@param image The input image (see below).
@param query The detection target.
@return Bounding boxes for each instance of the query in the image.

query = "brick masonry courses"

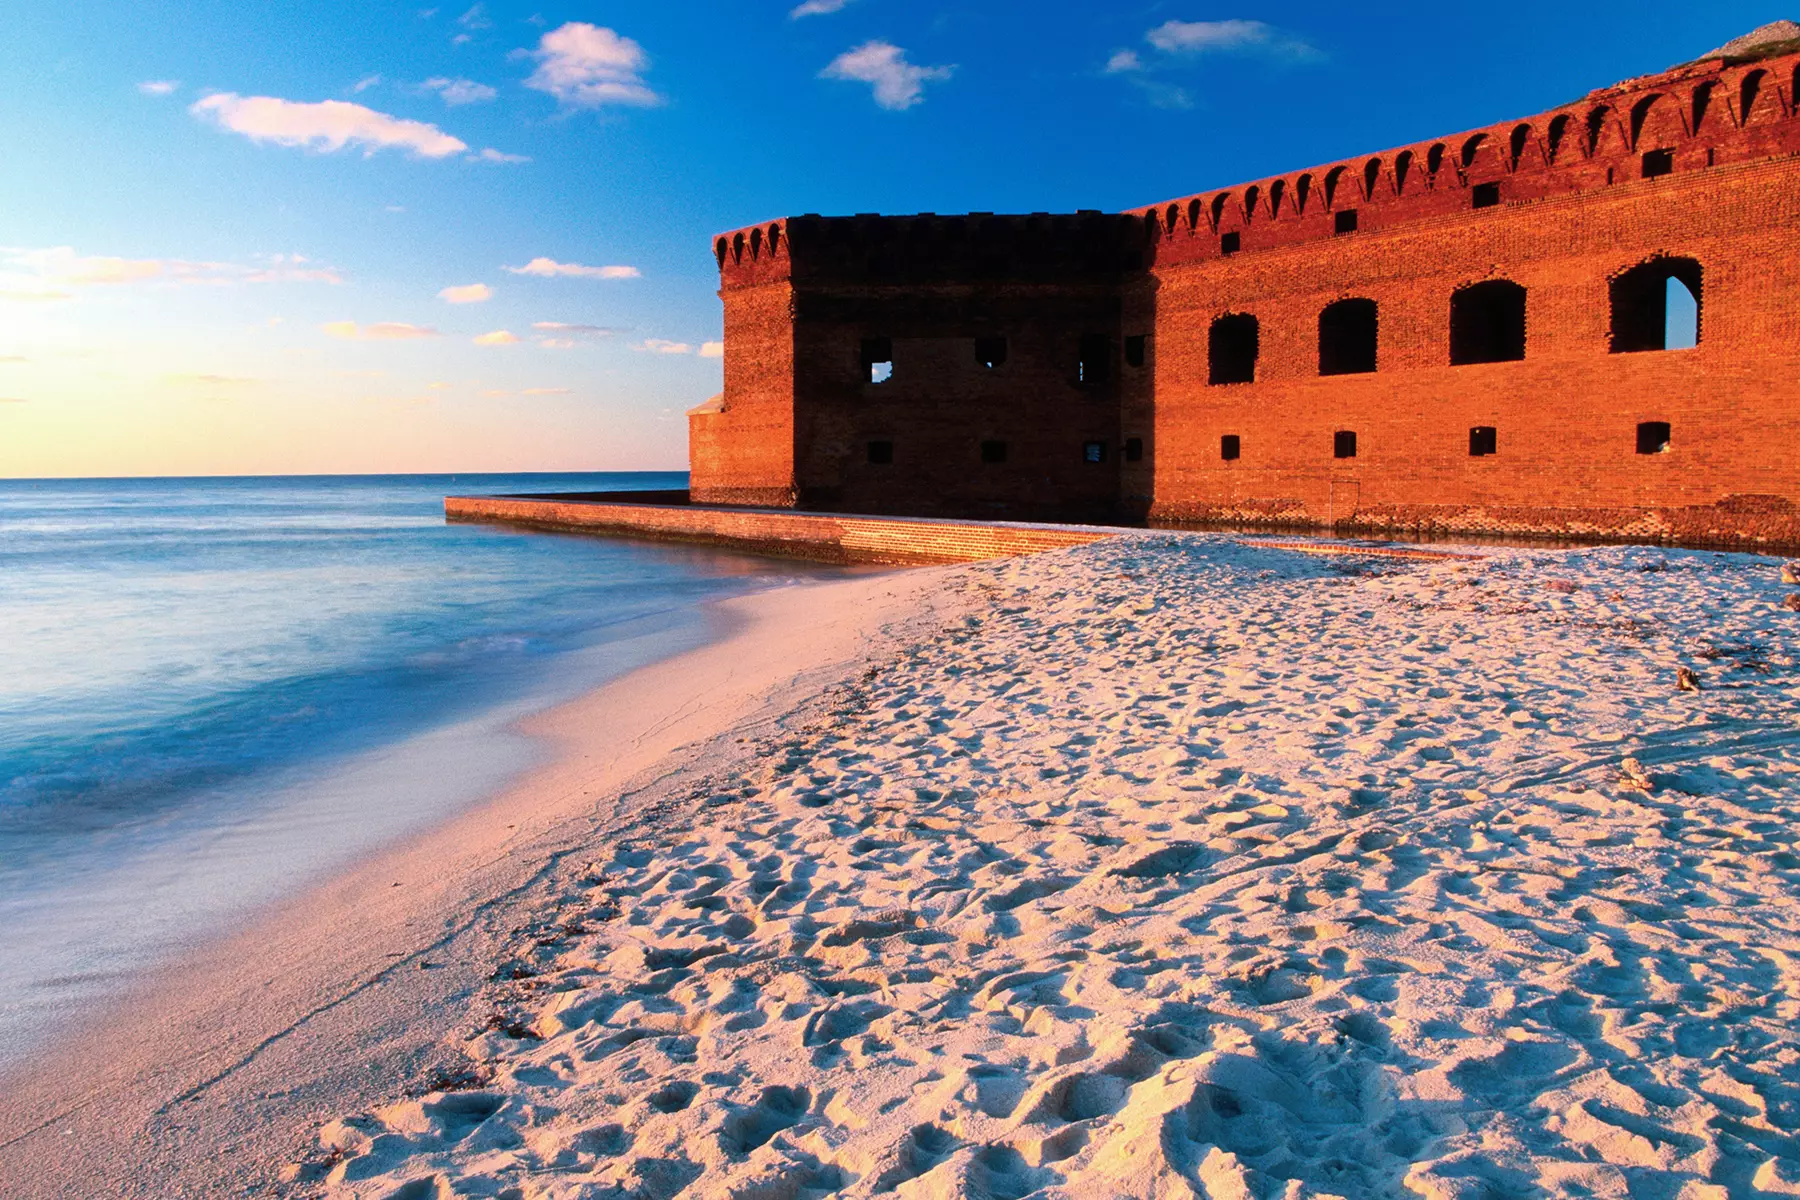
[693,41,1800,550]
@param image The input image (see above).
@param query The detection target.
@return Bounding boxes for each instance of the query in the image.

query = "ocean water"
[0,473,841,1064]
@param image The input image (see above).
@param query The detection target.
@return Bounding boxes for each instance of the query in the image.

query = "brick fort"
[690,24,1800,548]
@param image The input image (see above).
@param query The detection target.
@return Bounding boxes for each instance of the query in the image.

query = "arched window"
[1208,314,1259,385]
[1243,184,1261,222]
[1363,158,1382,199]
[1394,150,1414,194]
[1324,166,1347,209]
[1319,298,1378,376]
[715,238,729,267]
[1426,143,1447,181]
[1210,194,1229,231]
[1740,69,1767,125]
[1546,115,1570,163]
[1691,81,1716,134]
[1164,204,1179,233]
[1609,257,1702,353]
[1509,124,1532,170]
[732,232,746,264]
[1294,173,1313,213]
[1144,211,1161,241]
[1268,179,1286,217]
[1460,134,1488,172]
[768,224,783,256]
[1188,198,1204,232]
[1585,106,1613,155]
[749,227,763,259]
[1450,280,1527,365]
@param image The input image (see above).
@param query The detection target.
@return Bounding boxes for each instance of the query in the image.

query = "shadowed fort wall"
[694,43,1800,546]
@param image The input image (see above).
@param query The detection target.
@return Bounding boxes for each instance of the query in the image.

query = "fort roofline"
[710,44,1800,286]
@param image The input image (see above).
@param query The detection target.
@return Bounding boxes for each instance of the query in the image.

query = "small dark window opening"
[975,336,1008,369]
[1334,430,1358,459]
[1124,437,1144,463]
[1641,149,1674,179]
[1208,313,1259,385]
[1636,421,1671,455]
[980,439,1008,464]
[1078,334,1112,386]
[1220,231,1241,255]
[1124,335,1147,368]
[1334,209,1359,235]
[1472,182,1501,209]
[867,440,894,465]
[1449,280,1528,365]
[1318,298,1378,376]
[1469,426,1497,457]
[1609,257,1702,353]
[861,337,893,384]
[1083,441,1107,464]
[1220,434,1241,461]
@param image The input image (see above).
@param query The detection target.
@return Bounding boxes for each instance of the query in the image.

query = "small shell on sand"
[1781,562,1800,585]
[1677,666,1701,691]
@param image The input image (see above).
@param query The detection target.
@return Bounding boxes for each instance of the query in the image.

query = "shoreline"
[0,565,957,1197]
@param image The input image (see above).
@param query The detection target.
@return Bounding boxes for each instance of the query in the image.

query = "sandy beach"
[6,532,1800,1198]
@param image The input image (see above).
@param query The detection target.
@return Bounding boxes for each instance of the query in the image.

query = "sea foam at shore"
[301,534,1800,1199]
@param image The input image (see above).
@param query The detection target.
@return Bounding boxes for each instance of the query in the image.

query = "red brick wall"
[689,271,798,507]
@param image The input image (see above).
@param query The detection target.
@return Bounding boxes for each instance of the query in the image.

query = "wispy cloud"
[532,321,616,348]
[700,341,724,358]
[790,0,854,16]
[351,75,383,94]
[3,246,341,288]
[473,329,520,345]
[423,76,497,105]
[525,22,662,108]
[323,321,439,340]
[822,41,953,110]
[1107,19,1318,107]
[637,338,693,355]
[438,282,492,303]
[522,386,571,395]
[477,148,530,164]
[505,257,640,280]
[0,355,27,364]
[138,80,180,97]
[191,93,469,158]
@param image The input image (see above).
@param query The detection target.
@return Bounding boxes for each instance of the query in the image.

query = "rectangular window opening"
[1124,335,1147,368]
[861,336,893,385]
[1334,209,1359,235]
[1641,149,1674,179]
[980,439,1009,464]
[1636,421,1671,455]
[867,440,894,465]
[1220,231,1241,255]
[1124,437,1144,463]
[1083,441,1107,464]
[1469,426,1497,457]
[1472,182,1501,209]
[1078,334,1112,387]
[1333,430,1358,459]
[1220,434,1241,461]
[975,336,1008,369]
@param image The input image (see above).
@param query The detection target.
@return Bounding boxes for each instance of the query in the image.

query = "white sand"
[278,534,1800,1200]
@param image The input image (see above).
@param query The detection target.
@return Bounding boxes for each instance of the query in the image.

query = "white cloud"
[424,76,497,105]
[458,4,490,29]
[1143,19,1318,61]
[3,246,341,287]
[505,257,640,280]
[473,329,520,345]
[191,93,468,158]
[699,341,724,358]
[323,321,439,340]
[532,321,616,346]
[821,41,953,110]
[790,0,853,16]
[1105,50,1144,74]
[351,75,383,93]
[139,80,180,97]
[477,148,530,164]
[637,338,692,354]
[522,387,571,395]
[438,282,492,303]
[525,22,662,108]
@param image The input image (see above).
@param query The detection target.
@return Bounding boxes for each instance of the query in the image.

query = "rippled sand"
[299,535,1800,1199]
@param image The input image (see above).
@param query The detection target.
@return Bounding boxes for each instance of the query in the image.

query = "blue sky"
[0,1,1781,476]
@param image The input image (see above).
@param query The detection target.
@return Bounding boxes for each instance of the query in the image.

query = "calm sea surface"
[0,473,840,1064]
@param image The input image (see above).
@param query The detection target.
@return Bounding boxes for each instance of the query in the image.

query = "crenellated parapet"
[1132,44,1800,267]
[714,212,1147,290]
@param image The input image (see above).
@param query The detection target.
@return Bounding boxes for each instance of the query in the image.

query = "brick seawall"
[444,494,1115,565]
